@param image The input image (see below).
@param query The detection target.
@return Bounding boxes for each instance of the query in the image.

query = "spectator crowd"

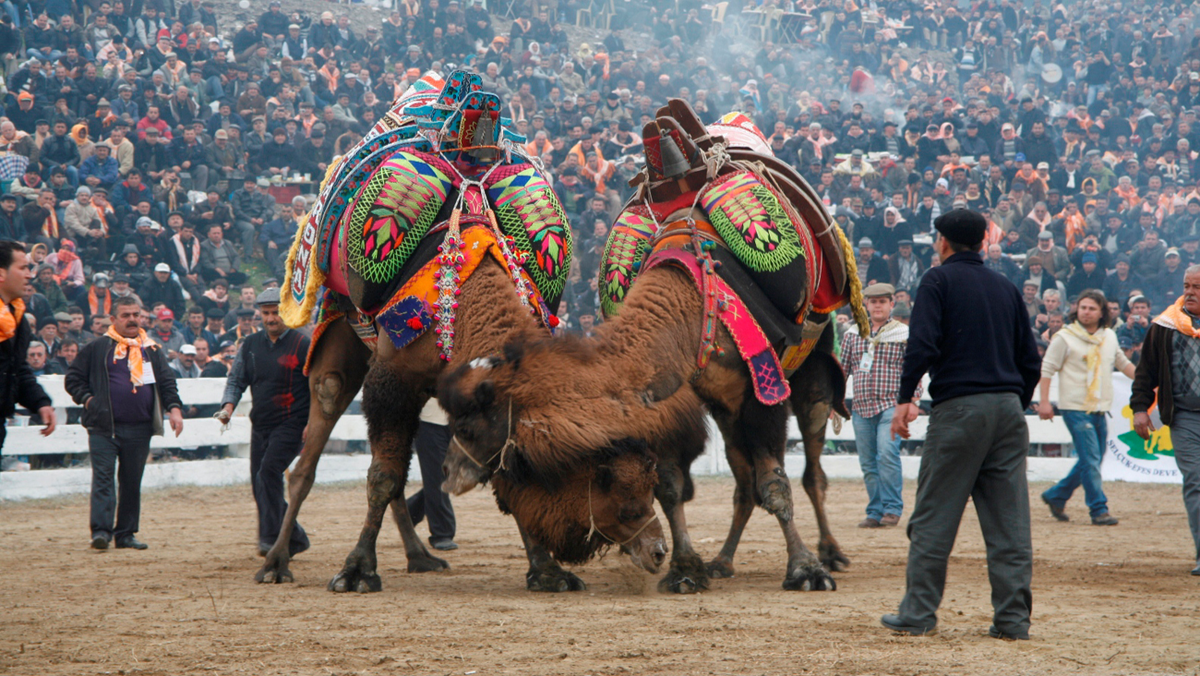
[3,0,1200,406]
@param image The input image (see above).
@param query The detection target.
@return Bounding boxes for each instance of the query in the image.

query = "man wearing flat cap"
[884,209,1041,640]
[841,283,915,529]
[219,287,312,561]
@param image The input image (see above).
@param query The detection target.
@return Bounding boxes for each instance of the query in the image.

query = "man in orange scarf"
[64,295,184,551]
[0,241,56,458]
[1131,266,1200,576]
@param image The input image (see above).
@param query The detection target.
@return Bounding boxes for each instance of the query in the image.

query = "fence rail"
[1,376,1078,501]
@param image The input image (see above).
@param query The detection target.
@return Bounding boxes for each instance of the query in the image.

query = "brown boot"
[858,517,882,528]
[880,514,901,526]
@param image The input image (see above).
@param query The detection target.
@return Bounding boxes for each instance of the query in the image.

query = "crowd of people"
[0,0,1199,406]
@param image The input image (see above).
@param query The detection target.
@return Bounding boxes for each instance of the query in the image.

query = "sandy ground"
[2,476,1198,676]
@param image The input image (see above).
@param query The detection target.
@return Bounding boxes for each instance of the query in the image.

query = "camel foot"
[526,566,587,592]
[657,551,709,594]
[782,561,837,591]
[255,547,293,584]
[706,556,736,579]
[819,540,851,572]
[407,551,450,573]
[328,550,382,593]
[758,469,794,521]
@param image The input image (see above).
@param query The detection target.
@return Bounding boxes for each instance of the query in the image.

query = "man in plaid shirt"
[841,283,917,528]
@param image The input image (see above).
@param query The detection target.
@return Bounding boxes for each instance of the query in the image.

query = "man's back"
[901,252,1041,407]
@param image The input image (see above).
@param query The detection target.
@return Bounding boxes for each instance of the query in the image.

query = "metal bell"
[659,133,690,179]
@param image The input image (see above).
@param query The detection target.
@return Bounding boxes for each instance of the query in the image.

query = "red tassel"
[547,315,560,328]
[407,317,424,330]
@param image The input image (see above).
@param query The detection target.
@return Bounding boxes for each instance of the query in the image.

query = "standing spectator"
[216,288,311,557]
[0,241,56,454]
[405,400,459,551]
[1038,290,1135,526]
[885,210,1040,640]
[1131,266,1200,576]
[840,283,913,529]
[65,296,184,551]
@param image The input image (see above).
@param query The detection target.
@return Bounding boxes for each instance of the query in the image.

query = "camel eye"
[619,507,643,523]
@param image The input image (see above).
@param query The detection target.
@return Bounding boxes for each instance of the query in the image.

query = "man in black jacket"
[65,296,184,551]
[217,288,311,558]
[1131,265,1200,576]
[0,241,56,455]
[885,210,1041,640]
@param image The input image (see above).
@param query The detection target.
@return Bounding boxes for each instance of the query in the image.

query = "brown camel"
[256,258,668,592]
[440,258,851,594]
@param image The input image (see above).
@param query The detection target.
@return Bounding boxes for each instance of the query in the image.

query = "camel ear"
[474,379,495,409]
[595,464,615,492]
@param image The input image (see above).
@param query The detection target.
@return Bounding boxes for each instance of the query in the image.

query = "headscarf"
[105,325,158,391]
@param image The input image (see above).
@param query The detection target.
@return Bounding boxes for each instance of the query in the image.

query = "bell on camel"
[659,133,690,179]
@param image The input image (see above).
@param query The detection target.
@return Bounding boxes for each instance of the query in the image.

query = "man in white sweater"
[1037,289,1136,525]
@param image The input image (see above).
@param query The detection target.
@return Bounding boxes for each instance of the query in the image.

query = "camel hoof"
[658,552,709,594]
[255,549,294,584]
[526,568,587,592]
[819,542,851,572]
[407,553,450,573]
[706,557,736,579]
[782,564,837,592]
[758,473,794,521]
[328,554,383,593]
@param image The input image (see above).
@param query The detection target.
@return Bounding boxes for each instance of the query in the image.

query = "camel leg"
[255,321,369,583]
[328,362,447,593]
[655,458,708,593]
[736,394,836,591]
[790,357,851,572]
[516,519,587,592]
[705,418,756,580]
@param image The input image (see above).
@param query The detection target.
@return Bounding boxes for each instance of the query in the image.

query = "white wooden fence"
[0,376,1078,501]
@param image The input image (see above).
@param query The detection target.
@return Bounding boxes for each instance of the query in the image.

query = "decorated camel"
[260,71,667,592]
[440,101,868,593]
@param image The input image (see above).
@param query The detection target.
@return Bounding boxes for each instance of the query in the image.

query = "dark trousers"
[405,421,456,540]
[89,422,154,540]
[898,392,1033,634]
[250,420,309,551]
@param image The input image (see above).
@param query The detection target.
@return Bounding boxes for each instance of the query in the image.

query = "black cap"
[934,209,987,248]
[236,307,256,318]
[205,308,225,319]
[113,273,131,283]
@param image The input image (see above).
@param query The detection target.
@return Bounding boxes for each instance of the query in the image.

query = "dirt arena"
[2,477,1198,676]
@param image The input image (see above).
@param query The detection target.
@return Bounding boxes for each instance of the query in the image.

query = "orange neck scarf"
[0,297,26,342]
[105,325,156,391]
[1154,297,1200,338]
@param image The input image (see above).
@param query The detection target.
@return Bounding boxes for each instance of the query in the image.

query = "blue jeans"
[1043,410,1109,516]
[1087,84,1108,105]
[853,407,904,520]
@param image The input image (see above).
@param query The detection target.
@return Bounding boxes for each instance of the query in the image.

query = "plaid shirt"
[840,320,915,418]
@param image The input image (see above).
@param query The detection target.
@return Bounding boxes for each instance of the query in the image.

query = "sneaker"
[1041,493,1069,522]
[881,613,937,636]
[880,514,901,526]
[858,517,882,528]
[1091,513,1119,526]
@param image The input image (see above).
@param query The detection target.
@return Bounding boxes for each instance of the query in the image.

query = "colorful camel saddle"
[282,71,571,367]
[599,103,867,405]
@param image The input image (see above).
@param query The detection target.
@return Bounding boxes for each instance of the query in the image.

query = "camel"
[438,103,863,593]
[255,72,666,592]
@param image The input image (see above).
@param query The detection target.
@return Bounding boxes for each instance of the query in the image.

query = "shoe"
[1191,561,1200,576]
[429,537,458,551]
[858,517,882,528]
[988,625,1029,640]
[289,540,310,557]
[91,533,110,550]
[1091,513,1119,526]
[881,613,937,636]
[1041,494,1069,522]
[115,536,149,550]
[880,514,901,526]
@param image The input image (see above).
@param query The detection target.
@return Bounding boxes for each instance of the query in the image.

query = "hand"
[1037,400,1055,421]
[1132,411,1155,440]
[268,241,277,249]
[168,407,184,437]
[37,406,57,436]
[216,403,234,424]
[891,402,919,440]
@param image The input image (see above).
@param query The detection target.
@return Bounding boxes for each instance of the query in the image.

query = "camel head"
[579,441,667,573]
[438,354,511,494]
